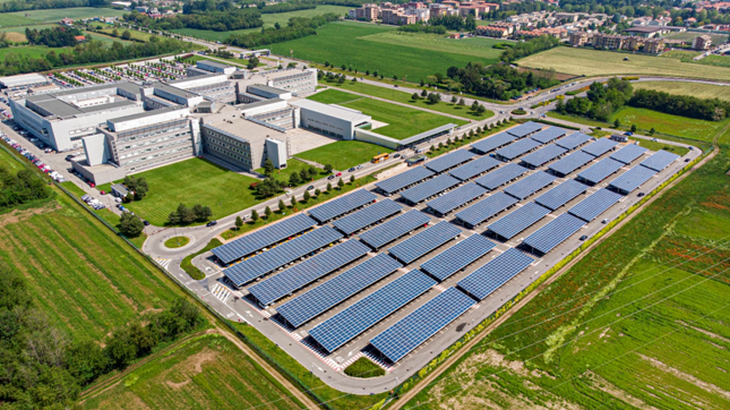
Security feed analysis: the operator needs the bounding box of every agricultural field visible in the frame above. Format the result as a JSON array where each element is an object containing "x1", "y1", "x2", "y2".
[
  {"x1": 295, "y1": 140, "x2": 393, "y2": 170},
  {"x1": 80, "y1": 334, "x2": 304, "y2": 410},
  {"x1": 518, "y1": 46, "x2": 730, "y2": 81},
  {"x1": 308, "y1": 89, "x2": 467, "y2": 140},
  {"x1": 95, "y1": 26, "x2": 153, "y2": 43},
  {"x1": 633, "y1": 80, "x2": 730, "y2": 102},
  {"x1": 96, "y1": 158, "x2": 259, "y2": 226},
  {"x1": 0, "y1": 23, "x2": 57, "y2": 42},
  {"x1": 0, "y1": 7, "x2": 126, "y2": 26},
  {"x1": 269, "y1": 21, "x2": 504, "y2": 81},
  {"x1": 660, "y1": 49, "x2": 700, "y2": 61},
  {"x1": 665, "y1": 31, "x2": 729, "y2": 44},
  {"x1": 0, "y1": 44, "x2": 54, "y2": 59},
  {"x1": 699, "y1": 54, "x2": 730, "y2": 68},
  {"x1": 405, "y1": 119, "x2": 730, "y2": 410}
]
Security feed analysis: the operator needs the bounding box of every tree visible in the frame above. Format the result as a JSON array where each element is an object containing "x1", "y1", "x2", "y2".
[
  {"x1": 251, "y1": 209, "x2": 259, "y2": 222},
  {"x1": 393, "y1": 74, "x2": 398, "y2": 81},
  {"x1": 458, "y1": 98, "x2": 465, "y2": 106},
  {"x1": 314, "y1": 188, "x2": 321, "y2": 196},
  {"x1": 274, "y1": 22, "x2": 281, "y2": 30},
  {"x1": 235, "y1": 215, "x2": 243, "y2": 231},
  {"x1": 630, "y1": 124, "x2": 637, "y2": 132},
  {"x1": 451, "y1": 96, "x2": 457, "y2": 103},
  {"x1": 614, "y1": 119, "x2": 621, "y2": 128},
  {"x1": 289, "y1": 172, "x2": 301, "y2": 186},
  {"x1": 290, "y1": 196, "x2": 297, "y2": 208},
  {"x1": 303, "y1": 190, "x2": 311, "y2": 202},
  {"x1": 337, "y1": 178, "x2": 345, "y2": 189},
  {"x1": 193, "y1": 204, "x2": 212, "y2": 221},
  {"x1": 120, "y1": 213, "x2": 144, "y2": 237},
  {"x1": 412, "y1": 92, "x2": 419, "y2": 100},
  {"x1": 327, "y1": 182, "x2": 332, "y2": 191},
  {"x1": 421, "y1": 89, "x2": 428, "y2": 98},
  {"x1": 263, "y1": 159, "x2": 274, "y2": 176},
  {"x1": 112, "y1": 28, "x2": 119, "y2": 37},
  {"x1": 430, "y1": 144, "x2": 435, "y2": 152},
  {"x1": 350, "y1": 175, "x2": 355, "y2": 184},
  {"x1": 420, "y1": 78, "x2": 425, "y2": 87},
  {"x1": 264, "y1": 206, "x2": 272, "y2": 219},
  {"x1": 278, "y1": 199, "x2": 286, "y2": 211},
  {"x1": 247, "y1": 56, "x2": 259, "y2": 69},
  {"x1": 427, "y1": 93, "x2": 440, "y2": 104},
  {"x1": 649, "y1": 127, "x2": 656, "y2": 136},
  {"x1": 172, "y1": 203, "x2": 195, "y2": 224},
  {"x1": 324, "y1": 164, "x2": 333, "y2": 173},
  {"x1": 121, "y1": 29, "x2": 132, "y2": 40}
]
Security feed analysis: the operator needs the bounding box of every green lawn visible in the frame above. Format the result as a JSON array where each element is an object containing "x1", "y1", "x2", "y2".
[
  {"x1": 698, "y1": 54, "x2": 730, "y2": 68},
  {"x1": 660, "y1": 49, "x2": 700, "y2": 61},
  {"x1": 633, "y1": 81, "x2": 730, "y2": 102},
  {"x1": 79, "y1": 334, "x2": 304, "y2": 410},
  {"x1": 96, "y1": 26, "x2": 152, "y2": 42},
  {"x1": 97, "y1": 158, "x2": 260, "y2": 226},
  {"x1": 254, "y1": 158, "x2": 326, "y2": 186},
  {"x1": 343, "y1": 357, "x2": 385, "y2": 379},
  {"x1": 629, "y1": 137, "x2": 689, "y2": 156},
  {"x1": 0, "y1": 143, "x2": 27, "y2": 173},
  {"x1": 308, "y1": 89, "x2": 467, "y2": 140},
  {"x1": 0, "y1": 7, "x2": 126, "y2": 26},
  {"x1": 295, "y1": 140, "x2": 393, "y2": 170},
  {"x1": 0, "y1": 44, "x2": 54, "y2": 59}
]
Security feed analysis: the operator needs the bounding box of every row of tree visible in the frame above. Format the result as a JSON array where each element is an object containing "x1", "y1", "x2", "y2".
[
  {"x1": 398, "y1": 23, "x2": 447, "y2": 34},
  {"x1": 428, "y1": 14, "x2": 476, "y2": 31},
  {"x1": 257, "y1": 1, "x2": 317, "y2": 13},
  {"x1": 555, "y1": 78, "x2": 634, "y2": 121},
  {"x1": 224, "y1": 13, "x2": 340, "y2": 48},
  {"x1": 168, "y1": 203, "x2": 213, "y2": 225},
  {"x1": 25, "y1": 26, "x2": 84, "y2": 48},
  {"x1": 441, "y1": 61, "x2": 559, "y2": 101},
  {"x1": 0, "y1": 0, "x2": 107, "y2": 13},
  {"x1": 500, "y1": 35, "x2": 560, "y2": 62},
  {"x1": 0, "y1": 166, "x2": 52, "y2": 212},
  {"x1": 125, "y1": 8, "x2": 263, "y2": 32},
  {"x1": 628, "y1": 89, "x2": 730, "y2": 122}
]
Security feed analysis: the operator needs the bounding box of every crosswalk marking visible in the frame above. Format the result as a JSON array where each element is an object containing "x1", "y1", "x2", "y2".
[
  {"x1": 155, "y1": 258, "x2": 171, "y2": 270},
  {"x1": 211, "y1": 283, "x2": 231, "y2": 303}
]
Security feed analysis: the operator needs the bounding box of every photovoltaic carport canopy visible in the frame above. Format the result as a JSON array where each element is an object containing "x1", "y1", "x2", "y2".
[
  {"x1": 577, "y1": 157, "x2": 624, "y2": 185},
  {"x1": 247, "y1": 239, "x2": 370, "y2": 306},
  {"x1": 332, "y1": 199, "x2": 402, "y2": 235},
  {"x1": 449, "y1": 155, "x2": 501, "y2": 181},
  {"x1": 454, "y1": 191, "x2": 519, "y2": 228},
  {"x1": 308, "y1": 189, "x2": 377, "y2": 223},
  {"x1": 475, "y1": 163, "x2": 528, "y2": 190},
  {"x1": 222, "y1": 226, "x2": 343, "y2": 287},
  {"x1": 424, "y1": 149, "x2": 474, "y2": 173},
  {"x1": 375, "y1": 166, "x2": 435, "y2": 195},
  {"x1": 521, "y1": 213, "x2": 585, "y2": 254},
  {"x1": 555, "y1": 132, "x2": 592, "y2": 151},
  {"x1": 359, "y1": 210, "x2": 431, "y2": 249},
  {"x1": 504, "y1": 171, "x2": 557, "y2": 200},
  {"x1": 494, "y1": 138, "x2": 542, "y2": 161},
  {"x1": 610, "y1": 144, "x2": 648, "y2": 164},
  {"x1": 399, "y1": 174, "x2": 461, "y2": 204},
  {"x1": 388, "y1": 221, "x2": 462, "y2": 264},
  {"x1": 487, "y1": 202, "x2": 551, "y2": 240},
  {"x1": 457, "y1": 248, "x2": 534, "y2": 301},
  {"x1": 420, "y1": 234, "x2": 496, "y2": 281},
  {"x1": 581, "y1": 138, "x2": 619, "y2": 157},
  {"x1": 520, "y1": 144, "x2": 568, "y2": 168},
  {"x1": 640, "y1": 150, "x2": 680, "y2": 172},
  {"x1": 534, "y1": 179, "x2": 588, "y2": 211},
  {"x1": 370, "y1": 287, "x2": 475, "y2": 363},
  {"x1": 425, "y1": 182, "x2": 487, "y2": 215},
  {"x1": 309, "y1": 269, "x2": 436, "y2": 353},
  {"x1": 548, "y1": 150, "x2": 595, "y2": 176},
  {"x1": 568, "y1": 188, "x2": 623, "y2": 222},
  {"x1": 505, "y1": 121, "x2": 544, "y2": 138},
  {"x1": 529, "y1": 126, "x2": 569, "y2": 144},
  {"x1": 471, "y1": 132, "x2": 516, "y2": 154},
  {"x1": 608, "y1": 165, "x2": 657, "y2": 194},
  {"x1": 212, "y1": 213, "x2": 316, "y2": 264}
]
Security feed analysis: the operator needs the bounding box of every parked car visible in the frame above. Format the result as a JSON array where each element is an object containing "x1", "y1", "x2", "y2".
[
  {"x1": 307, "y1": 185, "x2": 314, "y2": 191},
  {"x1": 637, "y1": 192, "x2": 645, "y2": 197},
  {"x1": 327, "y1": 175, "x2": 335, "y2": 180},
  {"x1": 336, "y1": 172, "x2": 342, "y2": 177},
  {"x1": 206, "y1": 220, "x2": 218, "y2": 227},
  {"x1": 348, "y1": 167, "x2": 356, "y2": 172},
  {"x1": 393, "y1": 153, "x2": 401, "y2": 158},
  {"x1": 143, "y1": 220, "x2": 150, "y2": 226},
  {"x1": 579, "y1": 235, "x2": 588, "y2": 241}
]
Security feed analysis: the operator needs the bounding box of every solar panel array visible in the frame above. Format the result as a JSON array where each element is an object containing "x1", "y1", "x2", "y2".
[
  {"x1": 610, "y1": 144, "x2": 648, "y2": 164},
  {"x1": 359, "y1": 210, "x2": 431, "y2": 250},
  {"x1": 449, "y1": 155, "x2": 501, "y2": 181},
  {"x1": 389, "y1": 221, "x2": 462, "y2": 264},
  {"x1": 582, "y1": 138, "x2": 619, "y2": 157},
  {"x1": 521, "y1": 144, "x2": 568, "y2": 168},
  {"x1": 375, "y1": 166, "x2": 435, "y2": 195},
  {"x1": 521, "y1": 213, "x2": 585, "y2": 254},
  {"x1": 212, "y1": 213, "x2": 316, "y2": 264},
  {"x1": 608, "y1": 165, "x2": 657, "y2": 194},
  {"x1": 494, "y1": 138, "x2": 542, "y2": 161},
  {"x1": 475, "y1": 163, "x2": 528, "y2": 190},
  {"x1": 471, "y1": 132, "x2": 516, "y2": 154},
  {"x1": 332, "y1": 199, "x2": 402, "y2": 235},
  {"x1": 420, "y1": 234, "x2": 496, "y2": 281},
  {"x1": 488, "y1": 202, "x2": 551, "y2": 240},
  {"x1": 534, "y1": 179, "x2": 588, "y2": 211},
  {"x1": 309, "y1": 270, "x2": 436, "y2": 353},
  {"x1": 400, "y1": 174, "x2": 461, "y2": 204},
  {"x1": 504, "y1": 171, "x2": 557, "y2": 200},
  {"x1": 308, "y1": 189, "x2": 377, "y2": 223},
  {"x1": 222, "y1": 226, "x2": 343, "y2": 287},
  {"x1": 426, "y1": 182, "x2": 487, "y2": 216},
  {"x1": 277, "y1": 253, "x2": 402, "y2": 328},
  {"x1": 529, "y1": 126, "x2": 569, "y2": 144},
  {"x1": 370, "y1": 287, "x2": 475, "y2": 363},
  {"x1": 577, "y1": 157, "x2": 624, "y2": 185},
  {"x1": 640, "y1": 150, "x2": 680, "y2": 172},
  {"x1": 247, "y1": 239, "x2": 370, "y2": 306},
  {"x1": 454, "y1": 191, "x2": 519, "y2": 228},
  {"x1": 457, "y1": 248, "x2": 535, "y2": 300},
  {"x1": 424, "y1": 149, "x2": 474, "y2": 173},
  {"x1": 555, "y1": 132, "x2": 593, "y2": 151},
  {"x1": 506, "y1": 121, "x2": 544, "y2": 138},
  {"x1": 548, "y1": 150, "x2": 596, "y2": 177},
  {"x1": 568, "y1": 188, "x2": 623, "y2": 222}
]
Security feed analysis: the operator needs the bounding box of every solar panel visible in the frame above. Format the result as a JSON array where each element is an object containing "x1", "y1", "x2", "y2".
[
  {"x1": 308, "y1": 190, "x2": 377, "y2": 223},
  {"x1": 504, "y1": 171, "x2": 557, "y2": 200},
  {"x1": 276, "y1": 253, "x2": 402, "y2": 328},
  {"x1": 309, "y1": 270, "x2": 436, "y2": 353},
  {"x1": 370, "y1": 287, "x2": 475, "y2": 363},
  {"x1": 555, "y1": 132, "x2": 593, "y2": 151},
  {"x1": 568, "y1": 188, "x2": 623, "y2": 222},
  {"x1": 425, "y1": 183, "x2": 487, "y2": 216},
  {"x1": 608, "y1": 165, "x2": 657, "y2": 194},
  {"x1": 457, "y1": 248, "x2": 534, "y2": 300},
  {"x1": 506, "y1": 121, "x2": 544, "y2": 138},
  {"x1": 534, "y1": 179, "x2": 588, "y2": 211},
  {"x1": 212, "y1": 213, "x2": 316, "y2": 264},
  {"x1": 332, "y1": 199, "x2": 402, "y2": 235},
  {"x1": 400, "y1": 174, "x2": 461, "y2": 205},
  {"x1": 610, "y1": 144, "x2": 648, "y2": 164},
  {"x1": 487, "y1": 202, "x2": 551, "y2": 240},
  {"x1": 581, "y1": 138, "x2": 619, "y2": 157},
  {"x1": 424, "y1": 149, "x2": 474, "y2": 173},
  {"x1": 421, "y1": 234, "x2": 496, "y2": 281},
  {"x1": 521, "y1": 213, "x2": 585, "y2": 254},
  {"x1": 548, "y1": 150, "x2": 595, "y2": 177},
  {"x1": 640, "y1": 150, "x2": 680, "y2": 172},
  {"x1": 449, "y1": 155, "x2": 501, "y2": 181},
  {"x1": 529, "y1": 126, "x2": 569, "y2": 144},
  {"x1": 454, "y1": 191, "x2": 519, "y2": 228},
  {"x1": 520, "y1": 144, "x2": 568, "y2": 168},
  {"x1": 375, "y1": 166, "x2": 435, "y2": 196},
  {"x1": 388, "y1": 221, "x2": 462, "y2": 264},
  {"x1": 471, "y1": 132, "x2": 516, "y2": 154},
  {"x1": 359, "y1": 210, "x2": 431, "y2": 250},
  {"x1": 247, "y1": 239, "x2": 370, "y2": 306},
  {"x1": 576, "y1": 157, "x2": 624, "y2": 185},
  {"x1": 475, "y1": 163, "x2": 528, "y2": 190},
  {"x1": 494, "y1": 138, "x2": 542, "y2": 161},
  {"x1": 222, "y1": 226, "x2": 344, "y2": 287}
]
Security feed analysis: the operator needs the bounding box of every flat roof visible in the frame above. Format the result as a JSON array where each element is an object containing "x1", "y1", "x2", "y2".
[
  {"x1": 108, "y1": 106, "x2": 181, "y2": 125},
  {"x1": 625, "y1": 26, "x2": 666, "y2": 33},
  {"x1": 292, "y1": 99, "x2": 371, "y2": 124},
  {"x1": 0, "y1": 73, "x2": 48, "y2": 88},
  {"x1": 198, "y1": 60, "x2": 233, "y2": 69},
  {"x1": 155, "y1": 83, "x2": 200, "y2": 99},
  {"x1": 248, "y1": 84, "x2": 290, "y2": 95},
  {"x1": 201, "y1": 117, "x2": 274, "y2": 144},
  {"x1": 399, "y1": 123, "x2": 459, "y2": 146}
]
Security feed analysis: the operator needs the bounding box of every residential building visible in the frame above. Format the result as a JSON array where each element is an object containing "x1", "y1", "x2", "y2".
[
  {"x1": 692, "y1": 34, "x2": 712, "y2": 50},
  {"x1": 644, "y1": 38, "x2": 665, "y2": 53},
  {"x1": 569, "y1": 31, "x2": 591, "y2": 47},
  {"x1": 381, "y1": 9, "x2": 417, "y2": 25},
  {"x1": 592, "y1": 33, "x2": 625, "y2": 50}
]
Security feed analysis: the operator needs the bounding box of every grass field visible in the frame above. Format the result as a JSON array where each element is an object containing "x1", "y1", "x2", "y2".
[
  {"x1": 254, "y1": 158, "x2": 327, "y2": 185},
  {"x1": 308, "y1": 89, "x2": 467, "y2": 140},
  {"x1": 405, "y1": 115, "x2": 730, "y2": 410},
  {"x1": 666, "y1": 31, "x2": 729, "y2": 44},
  {"x1": 660, "y1": 49, "x2": 700, "y2": 61},
  {"x1": 0, "y1": 7, "x2": 126, "y2": 27},
  {"x1": 0, "y1": 44, "x2": 53, "y2": 59},
  {"x1": 171, "y1": 5, "x2": 351, "y2": 42},
  {"x1": 343, "y1": 357, "x2": 385, "y2": 379},
  {"x1": 699, "y1": 54, "x2": 730, "y2": 68},
  {"x1": 629, "y1": 136, "x2": 689, "y2": 156},
  {"x1": 633, "y1": 81, "x2": 730, "y2": 102},
  {"x1": 295, "y1": 140, "x2": 393, "y2": 170},
  {"x1": 97, "y1": 158, "x2": 260, "y2": 226},
  {"x1": 269, "y1": 21, "x2": 504, "y2": 81},
  {"x1": 96, "y1": 26, "x2": 152, "y2": 43},
  {"x1": 0, "y1": 143, "x2": 26, "y2": 173},
  {"x1": 519, "y1": 46, "x2": 730, "y2": 81}
]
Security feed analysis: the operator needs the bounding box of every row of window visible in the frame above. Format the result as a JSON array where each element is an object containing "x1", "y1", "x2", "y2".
[
  {"x1": 120, "y1": 130, "x2": 190, "y2": 152},
  {"x1": 119, "y1": 136, "x2": 192, "y2": 162},
  {"x1": 124, "y1": 145, "x2": 193, "y2": 167}
]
